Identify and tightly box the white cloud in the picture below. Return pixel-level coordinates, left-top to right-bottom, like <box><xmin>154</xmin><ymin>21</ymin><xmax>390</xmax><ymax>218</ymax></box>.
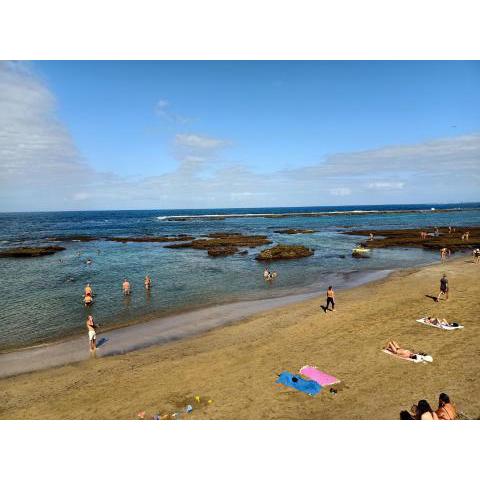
<box><xmin>329</xmin><ymin>187</ymin><xmax>351</xmax><ymax>196</ymax></box>
<box><xmin>155</xmin><ymin>98</ymin><xmax>190</xmax><ymax>124</ymax></box>
<box><xmin>175</xmin><ymin>133</ymin><xmax>228</xmax><ymax>150</ymax></box>
<box><xmin>1</xmin><ymin>61</ymin><xmax>479</xmax><ymax>211</ymax></box>
<box><xmin>368</xmin><ymin>181</ymin><xmax>405</xmax><ymax>190</ymax></box>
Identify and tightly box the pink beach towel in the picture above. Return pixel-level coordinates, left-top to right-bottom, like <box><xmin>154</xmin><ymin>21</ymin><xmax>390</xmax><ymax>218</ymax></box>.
<box><xmin>299</xmin><ymin>366</ymin><xmax>340</xmax><ymax>386</ymax></box>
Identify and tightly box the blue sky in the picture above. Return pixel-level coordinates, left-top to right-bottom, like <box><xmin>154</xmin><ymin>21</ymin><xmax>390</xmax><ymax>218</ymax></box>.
<box><xmin>1</xmin><ymin>61</ymin><xmax>479</xmax><ymax>211</ymax></box>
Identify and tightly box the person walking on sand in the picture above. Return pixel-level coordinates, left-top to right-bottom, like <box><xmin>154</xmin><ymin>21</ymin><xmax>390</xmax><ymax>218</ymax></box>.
<box><xmin>325</xmin><ymin>286</ymin><xmax>335</xmax><ymax>311</ymax></box>
<box><xmin>86</xmin><ymin>315</ymin><xmax>97</xmax><ymax>352</ymax></box>
<box><xmin>122</xmin><ymin>278</ymin><xmax>131</xmax><ymax>296</ymax></box>
<box><xmin>436</xmin><ymin>274</ymin><xmax>449</xmax><ymax>302</ymax></box>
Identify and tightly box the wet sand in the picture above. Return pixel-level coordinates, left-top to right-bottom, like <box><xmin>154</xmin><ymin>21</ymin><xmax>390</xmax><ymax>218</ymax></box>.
<box><xmin>0</xmin><ymin>256</ymin><xmax>478</xmax><ymax>419</ymax></box>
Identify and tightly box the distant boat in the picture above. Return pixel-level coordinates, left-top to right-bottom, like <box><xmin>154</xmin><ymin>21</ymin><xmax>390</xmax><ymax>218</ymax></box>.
<box><xmin>352</xmin><ymin>246</ymin><xmax>371</xmax><ymax>258</ymax></box>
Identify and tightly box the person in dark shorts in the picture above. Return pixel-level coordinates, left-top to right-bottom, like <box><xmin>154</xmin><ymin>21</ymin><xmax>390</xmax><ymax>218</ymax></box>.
<box><xmin>436</xmin><ymin>274</ymin><xmax>449</xmax><ymax>302</ymax></box>
<box><xmin>325</xmin><ymin>286</ymin><xmax>335</xmax><ymax>311</ymax></box>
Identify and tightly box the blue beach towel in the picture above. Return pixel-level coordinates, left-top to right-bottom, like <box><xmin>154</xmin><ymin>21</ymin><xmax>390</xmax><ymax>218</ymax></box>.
<box><xmin>276</xmin><ymin>371</ymin><xmax>323</xmax><ymax>396</ymax></box>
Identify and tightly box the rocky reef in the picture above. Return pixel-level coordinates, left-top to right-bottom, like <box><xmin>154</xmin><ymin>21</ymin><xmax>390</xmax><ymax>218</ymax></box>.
<box><xmin>255</xmin><ymin>244</ymin><xmax>314</xmax><ymax>261</ymax></box>
<box><xmin>165</xmin><ymin>233</ymin><xmax>272</xmax><ymax>257</ymax></box>
<box><xmin>342</xmin><ymin>226</ymin><xmax>480</xmax><ymax>252</ymax></box>
<box><xmin>0</xmin><ymin>246</ymin><xmax>66</xmax><ymax>258</ymax></box>
<box><xmin>108</xmin><ymin>235</ymin><xmax>195</xmax><ymax>243</ymax></box>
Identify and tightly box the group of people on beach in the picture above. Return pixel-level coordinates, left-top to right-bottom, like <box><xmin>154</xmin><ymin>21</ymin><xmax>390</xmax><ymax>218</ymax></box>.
<box><xmin>83</xmin><ymin>275</ymin><xmax>153</xmax><ymax>351</ymax></box>
<box><xmin>400</xmin><ymin>393</ymin><xmax>457</xmax><ymax>420</ymax></box>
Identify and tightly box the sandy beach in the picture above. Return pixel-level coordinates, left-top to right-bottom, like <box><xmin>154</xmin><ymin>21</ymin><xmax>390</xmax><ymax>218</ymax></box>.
<box><xmin>0</xmin><ymin>256</ymin><xmax>478</xmax><ymax>420</ymax></box>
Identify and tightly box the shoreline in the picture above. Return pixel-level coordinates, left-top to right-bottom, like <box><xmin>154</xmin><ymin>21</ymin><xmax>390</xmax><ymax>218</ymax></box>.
<box><xmin>1</xmin><ymin>254</ymin><xmax>478</xmax><ymax>419</ymax></box>
<box><xmin>0</xmin><ymin>268</ymin><xmax>393</xmax><ymax>378</ymax></box>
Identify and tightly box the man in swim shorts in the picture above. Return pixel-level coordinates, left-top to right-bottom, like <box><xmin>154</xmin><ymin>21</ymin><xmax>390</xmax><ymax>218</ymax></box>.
<box><xmin>437</xmin><ymin>274</ymin><xmax>449</xmax><ymax>301</ymax></box>
<box><xmin>86</xmin><ymin>315</ymin><xmax>97</xmax><ymax>351</ymax></box>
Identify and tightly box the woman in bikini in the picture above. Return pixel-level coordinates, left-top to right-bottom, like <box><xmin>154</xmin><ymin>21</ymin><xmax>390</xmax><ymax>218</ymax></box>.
<box><xmin>385</xmin><ymin>340</ymin><xmax>416</xmax><ymax>359</ymax></box>
<box><xmin>436</xmin><ymin>393</ymin><xmax>457</xmax><ymax>420</ymax></box>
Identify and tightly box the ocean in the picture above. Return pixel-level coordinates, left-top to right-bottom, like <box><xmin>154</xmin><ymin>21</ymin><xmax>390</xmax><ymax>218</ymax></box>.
<box><xmin>1</xmin><ymin>203</ymin><xmax>479</xmax><ymax>351</ymax></box>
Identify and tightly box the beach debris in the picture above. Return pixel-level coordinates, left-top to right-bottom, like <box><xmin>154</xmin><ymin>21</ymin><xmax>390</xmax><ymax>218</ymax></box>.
<box><xmin>195</xmin><ymin>395</ymin><xmax>201</xmax><ymax>403</ymax></box>
<box><xmin>137</xmin><ymin>411</ymin><xmax>146</xmax><ymax>419</ymax></box>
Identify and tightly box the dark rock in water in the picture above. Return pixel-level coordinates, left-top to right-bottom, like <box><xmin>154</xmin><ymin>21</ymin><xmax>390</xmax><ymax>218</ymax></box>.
<box><xmin>0</xmin><ymin>246</ymin><xmax>66</xmax><ymax>258</ymax></box>
<box><xmin>273</xmin><ymin>229</ymin><xmax>317</xmax><ymax>234</ymax></box>
<box><xmin>207</xmin><ymin>232</ymin><xmax>243</xmax><ymax>238</ymax></box>
<box><xmin>164</xmin><ymin>234</ymin><xmax>271</xmax><ymax>253</ymax></box>
<box><xmin>238</xmin><ymin>250</ymin><xmax>248</xmax><ymax>255</ymax></box>
<box><xmin>207</xmin><ymin>246</ymin><xmax>239</xmax><ymax>257</ymax></box>
<box><xmin>255</xmin><ymin>244</ymin><xmax>314</xmax><ymax>261</ymax></box>
<box><xmin>341</xmin><ymin>226</ymin><xmax>480</xmax><ymax>253</ymax></box>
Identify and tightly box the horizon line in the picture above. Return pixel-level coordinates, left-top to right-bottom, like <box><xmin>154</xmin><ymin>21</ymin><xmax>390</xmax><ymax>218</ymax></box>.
<box><xmin>1</xmin><ymin>201</ymin><xmax>479</xmax><ymax>215</ymax></box>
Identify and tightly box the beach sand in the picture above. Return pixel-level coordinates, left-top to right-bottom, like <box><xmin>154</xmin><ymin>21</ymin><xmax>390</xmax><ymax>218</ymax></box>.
<box><xmin>0</xmin><ymin>256</ymin><xmax>478</xmax><ymax>419</ymax></box>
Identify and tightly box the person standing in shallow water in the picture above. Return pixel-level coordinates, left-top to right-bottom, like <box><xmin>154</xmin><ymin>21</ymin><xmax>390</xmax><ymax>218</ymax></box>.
<box><xmin>122</xmin><ymin>278</ymin><xmax>131</xmax><ymax>295</ymax></box>
<box><xmin>325</xmin><ymin>286</ymin><xmax>335</xmax><ymax>311</ymax></box>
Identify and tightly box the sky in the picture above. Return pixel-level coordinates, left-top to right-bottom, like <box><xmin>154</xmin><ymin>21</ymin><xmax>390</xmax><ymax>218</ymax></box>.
<box><xmin>0</xmin><ymin>60</ymin><xmax>479</xmax><ymax>212</ymax></box>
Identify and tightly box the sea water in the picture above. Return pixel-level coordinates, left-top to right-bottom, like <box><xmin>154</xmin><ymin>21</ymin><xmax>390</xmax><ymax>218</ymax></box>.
<box><xmin>0</xmin><ymin>203</ymin><xmax>479</xmax><ymax>350</ymax></box>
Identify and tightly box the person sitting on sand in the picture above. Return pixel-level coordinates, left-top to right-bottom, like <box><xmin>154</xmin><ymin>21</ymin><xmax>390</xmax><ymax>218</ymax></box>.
<box><xmin>122</xmin><ymin>278</ymin><xmax>131</xmax><ymax>295</ymax></box>
<box><xmin>144</xmin><ymin>275</ymin><xmax>151</xmax><ymax>289</ymax></box>
<box><xmin>415</xmin><ymin>400</ymin><xmax>438</xmax><ymax>420</ymax></box>
<box><xmin>436</xmin><ymin>274</ymin><xmax>449</xmax><ymax>302</ymax></box>
<box><xmin>400</xmin><ymin>410</ymin><xmax>415</xmax><ymax>420</ymax></box>
<box><xmin>436</xmin><ymin>393</ymin><xmax>457</xmax><ymax>420</ymax></box>
<box><xmin>325</xmin><ymin>286</ymin><xmax>335</xmax><ymax>311</ymax></box>
<box><xmin>86</xmin><ymin>315</ymin><xmax>97</xmax><ymax>352</ymax></box>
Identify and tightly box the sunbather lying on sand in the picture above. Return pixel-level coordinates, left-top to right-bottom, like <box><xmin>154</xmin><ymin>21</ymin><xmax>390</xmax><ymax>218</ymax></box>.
<box><xmin>425</xmin><ymin>316</ymin><xmax>450</xmax><ymax>327</ymax></box>
<box><xmin>384</xmin><ymin>340</ymin><xmax>427</xmax><ymax>360</ymax></box>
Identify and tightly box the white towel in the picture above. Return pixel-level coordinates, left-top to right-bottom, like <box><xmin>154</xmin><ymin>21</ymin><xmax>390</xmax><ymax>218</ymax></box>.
<box><xmin>416</xmin><ymin>318</ymin><xmax>464</xmax><ymax>330</ymax></box>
